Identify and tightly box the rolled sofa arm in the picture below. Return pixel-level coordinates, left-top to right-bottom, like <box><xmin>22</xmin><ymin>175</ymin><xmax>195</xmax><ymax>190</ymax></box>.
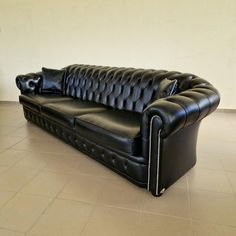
<box><xmin>142</xmin><ymin>77</ymin><xmax>220</xmax><ymax>139</ymax></box>
<box><xmin>16</xmin><ymin>72</ymin><xmax>42</xmax><ymax>94</ymax></box>
<box><xmin>141</xmin><ymin>75</ymin><xmax>220</xmax><ymax>196</ymax></box>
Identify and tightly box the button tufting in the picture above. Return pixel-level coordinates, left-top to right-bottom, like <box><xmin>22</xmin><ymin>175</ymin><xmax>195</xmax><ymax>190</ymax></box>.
<box><xmin>64</xmin><ymin>64</ymin><xmax>179</xmax><ymax>113</ymax></box>
<box><xmin>124</xmin><ymin>160</ymin><xmax>128</xmax><ymax>170</ymax></box>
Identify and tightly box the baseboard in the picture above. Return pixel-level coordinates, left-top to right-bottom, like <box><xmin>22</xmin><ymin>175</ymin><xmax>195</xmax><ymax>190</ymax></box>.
<box><xmin>216</xmin><ymin>108</ymin><xmax>236</xmax><ymax>113</ymax></box>
<box><xmin>0</xmin><ymin>101</ymin><xmax>20</xmax><ymax>107</ymax></box>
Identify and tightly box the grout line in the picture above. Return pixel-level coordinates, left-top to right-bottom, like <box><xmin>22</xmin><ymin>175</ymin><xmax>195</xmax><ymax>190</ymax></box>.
<box><xmin>79</xmin><ymin>202</ymin><xmax>97</xmax><ymax>235</ymax></box>
<box><xmin>219</xmin><ymin>157</ymin><xmax>236</xmax><ymax>199</ymax></box>
<box><xmin>25</xmin><ymin>197</ymin><xmax>55</xmax><ymax>235</ymax></box>
<box><xmin>186</xmin><ymin>173</ymin><xmax>195</xmax><ymax>235</ymax></box>
<box><xmin>192</xmin><ymin>216</ymin><xmax>236</xmax><ymax>229</ymax></box>
<box><xmin>0</xmin><ymin>136</ymin><xmax>27</xmax><ymax>152</ymax></box>
<box><xmin>25</xmin><ymin>170</ymin><xmax>73</xmax><ymax>235</ymax></box>
<box><xmin>0</xmin><ymin>167</ymin><xmax>43</xmax><ymax>213</ymax></box>
<box><xmin>0</xmin><ymin>226</ymin><xmax>25</xmax><ymax>234</ymax></box>
<box><xmin>216</xmin><ymin>108</ymin><xmax>236</xmax><ymax>113</ymax></box>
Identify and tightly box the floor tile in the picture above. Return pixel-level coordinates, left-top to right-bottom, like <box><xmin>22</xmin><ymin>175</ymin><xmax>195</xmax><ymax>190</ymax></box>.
<box><xmin>76</xmin><ymin>154</ymin><xmax>122</xmax><ymax>180</ymax></box>
<box><xmin>0</xmin><ymin>229</ymin><xmax>24</xmax><ymax>236</ymax></box>
<box><xmin>0</xmin><ymin>167</ymin><xmax>39</xmax><ymax>192</ymax></box>
<box><xmin>172</xmin><ymin>175</ymin><xmax>188</xmax><ymax>189</ymax></box>
<box><xmin>11</xmin><ymin>138</ymin><xmax>80</xmax><ymax>154</ymax></box>
<box><xmin>0</xmin><ymin>193</ymin><xmax>52</xmax><ymax>232</ymax></box>
<box><xmin>195</xmin><ymin>154</ymin><xmax>223</xmax><ymax>171</ymax></box>
<box><xmin>221</xmin><ymin>154</ymin><xmax>236</xmax><ymax>172</ymax></box>
<box><xmin>0</xmin><ymin>125</ymin><xmax>18</xmax><ymax>136</ymax></box>
<box><xmin>42</xmin><ymin>153</ymin><xmax>82</xmax><ymax>175</ymax></box>
<box><xmin>140</xmin><ymin>187</ymin><xmax>190</xmax><ymax>218</ymax></box>
<box><xmin>192</xmin><ymin>220</ymin><xmax>236</xmax><ymax>236</ymax></box>
<box><xmin>190</xmin><ymin>190</ymin><xmax>236</xmax><ymax>227</ymax></box>
<box><xmin>188</xmin><ymin>168</ymin><xmax>233</xmax><ymax>194</ymax></box>
<box><xmin>12</xmin><ymin>151</ymin><xmax>81</xmax><ymax>174</ymax></box>
<box><xmin>0</xmin><ymin>191</ymin><xmax>16</xmax><ymax>208</ymax></box>
<box><xmin>8</xmin><ymin>125</ymin><xmax>57</xmax><ymax>140</ymax></box>
<box><xmin>30</xmin><ymin>199</ymin><xmax>93</xmax><ymax>236</ymax></box>
<box><xmin>20</xmin><ymin>171</ymin><xmax>70</xmax><ymax>197</ymax></box>
<box><xmin>0</xmin><ymin>136</ymin><xmax>24</xmax><ymax>149</ymax></box>
<box><xmin>58</xmin><ymin>174</ymin><xmax>105</xmax><ymax>204</ymax></box>
<box><xmin>96</xmin><ymin>178</ymin><xmax>145</xmax><ymax>211</ymax></box>
<box><xmin>13</xmin><ymin>153</ymin><xmax>49</xmax><ymax>171</ymax></box>
<box><xmin>136</xmin><ymin>212</ymin><xmax>193</xmax><ymax>236</ymax></box>
<box><xmin>0</xmin><ymin>166</ymin><xmax>9</xmax><ymax>175</ymax></box>
<box><xmin>0</xmin><ymin>150</ymin><xmax>28</xmax><ymax>166</ymax></box>
<box><xmin>81</xmin><ymin>205</ymin><xmax>140</xmax><ymax>236</ymax></box>
<box><xmin>227</xmin><ymin>172</ymin><xmax>236</xmax><ymax>194</ymax></box>
<box><xmin>1</xmin><ymin>100</ymin><xmax>236</xmax><ymax>235</ymax></box>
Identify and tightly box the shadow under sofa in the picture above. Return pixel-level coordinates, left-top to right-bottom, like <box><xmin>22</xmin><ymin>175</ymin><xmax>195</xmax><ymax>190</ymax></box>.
<box><xmin>16</xmin><ymin>64</ymin><xmax>220</xmax><ymax>196</ymax></box>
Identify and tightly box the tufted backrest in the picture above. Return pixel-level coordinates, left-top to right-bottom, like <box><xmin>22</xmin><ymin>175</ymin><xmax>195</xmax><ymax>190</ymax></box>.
<box><xmin>63</xmin><ymin>64</ymin><xmax>179</xmax><ymax>113</ymax></box>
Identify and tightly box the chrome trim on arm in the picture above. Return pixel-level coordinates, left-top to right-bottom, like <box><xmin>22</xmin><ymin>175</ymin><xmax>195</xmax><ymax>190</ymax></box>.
<box><xmin>147</xmin><ymin>115</ymin><xmax>162</xmax><ymax>195</ymax></box>
<box><xmin>155</xmin><ymin>129</ymin><xmax>161</xmax><ymax>195</ymax></box>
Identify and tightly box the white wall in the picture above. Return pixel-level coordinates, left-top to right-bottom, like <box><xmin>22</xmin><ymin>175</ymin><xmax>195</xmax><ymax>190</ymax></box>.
<box><xmin>0</xmin><ymin>0</ymin><xmax>235</xmax><ymax>108</ymax></box>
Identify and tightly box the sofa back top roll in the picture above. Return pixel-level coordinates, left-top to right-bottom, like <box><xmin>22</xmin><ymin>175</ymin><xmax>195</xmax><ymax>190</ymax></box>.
<box><xmin>64</xmin><ymin>64</ymin><xmax>182</xmax><ymax>113</ymax></box>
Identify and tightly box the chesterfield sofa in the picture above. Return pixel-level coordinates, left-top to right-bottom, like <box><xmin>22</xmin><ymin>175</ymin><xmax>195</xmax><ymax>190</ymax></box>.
<box><xmin>16</xmin><ymin>64</ymin><xmax>220</xmax><ymax>196</ymax></box>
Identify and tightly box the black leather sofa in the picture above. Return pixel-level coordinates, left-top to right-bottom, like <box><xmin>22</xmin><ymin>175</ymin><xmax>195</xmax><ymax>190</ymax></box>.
<box><xmin>16</xmin><ymin>64</ymin><xmax>220</xmax><ymax>196</ymax></box>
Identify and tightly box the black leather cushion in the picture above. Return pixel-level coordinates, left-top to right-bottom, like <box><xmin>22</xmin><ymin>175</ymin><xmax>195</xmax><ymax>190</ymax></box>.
<box><xmin>64</xmin><ymin>65</ymin><xmax>178</xmax><ymax>113</ymax></box>
<box><xmin>41</xmin><ymin>67</ymin><xmax>65</xmax><ymax>94</ymax></box>
<box><xmin>75</xmin><ymin>110</ymin><xmax>142</xmax><ymax>155</ymax></box>
<box><xmin>41</xmin><ymin>100</ymin><xmax>108</xmax><ymax>128</ymax></box>
<box><xmin>19</xmin><ymin>94</ymin><xmax>72</xmax><ymax>112</ymax></box>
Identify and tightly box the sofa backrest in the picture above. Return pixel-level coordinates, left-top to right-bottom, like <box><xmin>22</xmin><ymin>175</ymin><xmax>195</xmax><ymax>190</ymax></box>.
<box><xmin>63</xmin><ymin>64</ymin><xmax>180</xmax><ymax>113</ymax></box>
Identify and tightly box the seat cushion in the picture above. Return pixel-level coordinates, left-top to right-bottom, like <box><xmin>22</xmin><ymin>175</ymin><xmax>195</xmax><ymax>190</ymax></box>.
<box><xmin>19</xmin><ymin>94</ymin><xmax>72</xmax><ymax>112</ymax></box>
<box><xmin>75</xmin><ymin>110</ymin><xmax>142</xmax><ymax>155</ymax></box>
<box><xmin>41</xmin><ymin>99</ymin><xmax>108</xmax><ymax>128</ymax></box>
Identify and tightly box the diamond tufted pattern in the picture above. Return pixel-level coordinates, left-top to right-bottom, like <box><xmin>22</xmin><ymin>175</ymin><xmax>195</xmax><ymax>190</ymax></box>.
<box><xmin>63</xmin><ymin>64</ymin><xmax>177</xmax><ymax>113</ymax></box>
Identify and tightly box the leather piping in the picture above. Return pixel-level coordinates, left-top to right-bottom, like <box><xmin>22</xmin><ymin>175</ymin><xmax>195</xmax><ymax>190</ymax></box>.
<box><xmin>156</xmin><ymin>129</ymin><xmax>161</xmax><ymax>195</ymax></box>
<box><xmin>147</xmin><ymin>115</ymin><xmax>161</xmax><ymax>194</ymax></box>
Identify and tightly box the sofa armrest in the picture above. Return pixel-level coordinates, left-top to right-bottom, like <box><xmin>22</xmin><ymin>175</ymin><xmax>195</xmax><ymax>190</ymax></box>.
<box><xmin>142</xmin><ymin>77</ymin><xmax>220</xmax><ymax>139</ymax></box>
<box><xmin>141</xmin><ymin>76</ymin><xmax>220</xmax><ymax>196</ymax></box>
<box><xmin>16</xmin><ymin>72</ymin><xmax>42</xmax><ymax>94</ymax></box>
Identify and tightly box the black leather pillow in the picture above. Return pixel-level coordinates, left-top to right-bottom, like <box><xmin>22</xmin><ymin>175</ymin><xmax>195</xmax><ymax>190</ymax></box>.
<box><xmin>41</xmin><ymin>67</ymin><xmax>65</xmax><ymax>94</ymax></box>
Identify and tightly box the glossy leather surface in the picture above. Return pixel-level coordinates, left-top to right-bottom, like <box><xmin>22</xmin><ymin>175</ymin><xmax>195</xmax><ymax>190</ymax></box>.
<box><xmin>75</xmin><ymin>110</ymin><xmax>141</xmax><ymax>155</ymax></box>
<box><xmin>19</xmin><ymin>94</ymin><xmax>72</xmax><ymax>112</ymax></box>
<box><xmin>23</xmin><ymin>108</ymin><xmax>147</xmax><ymax>185</ymax></box>
<box><xmin>16</xmin><ymin>63</ymin><xmax>221</xmax><ymax>196</ymax></box>
<box><xmin>41</xmin><ymin>99</ymin><xmax>107</xmax><ymax>128</ymax></box>
<box><xmin>41</xmin><ymin>67</ymin><xmax>65</xmax><ymax>94</ymax></box>
<box><xmin>64</xmin><ymin>65</ymin><xmax>177</xmax><ymax>113</ymax></box>
<box><xmin>16</xmin><ymin>72</ymin><xmax>42</xmax><ymax>94</ymax></box>
<box><xmin>142</xmin><ymin>76</ymin><xmax>220</xmax><ymax>139</ymax></box>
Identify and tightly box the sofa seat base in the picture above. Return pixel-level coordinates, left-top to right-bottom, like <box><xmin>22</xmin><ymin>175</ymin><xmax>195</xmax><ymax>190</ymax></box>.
<box><xmin>23</xmin><ymin>107</ymin><xmax>147</xmax><ymax>186</ymax></box>
<box><xmin>19</xmin><ymin>94</ymin><xmax>72</xmax><ymax>112</ymax></box>
<box><xmin>41</xmin><ymin>99</ymin><xmax>108</xmax><ymax>128</ymax></box>
<box><xmin>75</xmin><ymin>110</ymin><xmax>142</xmax><ymax>156</ymax></box>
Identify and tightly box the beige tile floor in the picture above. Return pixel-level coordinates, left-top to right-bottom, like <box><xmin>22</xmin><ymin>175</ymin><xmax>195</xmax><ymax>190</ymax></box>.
<box><xmin>0</xmin><ymin>102</ymin><xmax>236</xmax><ymax>236</ymax></box>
